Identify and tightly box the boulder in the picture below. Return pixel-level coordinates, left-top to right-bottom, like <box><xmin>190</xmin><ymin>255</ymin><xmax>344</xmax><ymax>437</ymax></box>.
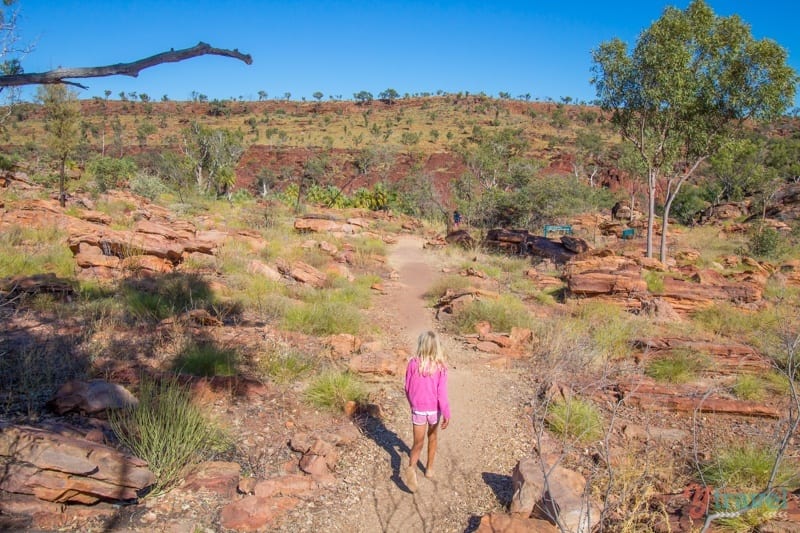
<box><xmin>47</xmin><ymin>379</ymin><xmax>137</xmax><ymax>416</ymax></box>
<box><xmin>349</xmin><ymin>351</ymin><xmax>401</xmax><ymax>375</ymax></box>
<box><xmin>294</xmin><ymin>217</ymin><xmax>342</xmax><ymax>233</ymax></box>
<box><xmin>180</xmin><ymin>461</ymin><xmax>241</xmax><ymax>499</ymax></box>
<box><xmin>560</xmin><ymin>236</ymin><xmax>590</xmax><ymax>254</ymax></box>
<box><xmin>277</xmin><ymin>260</ymin><xmax>327</xmax><ymax>288</ymax></box>
<box><xmin>253</xmin><ymin>474</ymin><xmax>317</xmax><ymax>498</ymax></box>
<box><xmin>247</xmin><ymin>259</ymin><xmax>282</xmax><ymax>281</ymax></box>
<box><xmin>219</xmin><ymin>495</ymin><xmax>300</xmax><ymax>532</ymax></box>
<box><xmin>477</xmin><ymin>512</ymin><xmax>558</xmax><ymax>533</ymax></box>
<box><xmin>0</xmin><ymin>424</ymin><xmax>154</xmax><ymax>503</ymax></box>
<box><xmin>327</xmin><ymin>333</ymin><xmax>362</xmax><ymax>357</ymax></box>
<box><xmin>510</xmin><ymin>457</ymin><xmax>601</xmax><ymax>533</ymax></box>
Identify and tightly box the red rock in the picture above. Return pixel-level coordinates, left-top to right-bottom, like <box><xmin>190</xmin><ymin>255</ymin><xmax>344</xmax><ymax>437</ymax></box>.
<box><xmin>120</xmin><ymin>254</ymin><xmax>173</xmax><ymax>273</ymax></box>
<box><xmin>348</xmin><ymin>352</ymin><xmax>401</xmax><ymax>375</ymax></box>
<box><xmin>0</xmin><ymin>425</ymin><xmax>154</xmax><ymax>503</ymax></box>
<box><xmin>476</xmin><ymin>341</ymin><xmax>502</xmax><ymax>354</ymax></box>
<box><xmin>510</xmin><ymin>457</ymin><xmax>601</xmax><ymax>532</ymax></box>
<box><xmin>247</xmin><ymin>259</ymin><xmax>282</xmax><ymax>281</ymax></box>
<box><xmin>238</xmin><ymin>477</ymin><xmax>257</xmax><ymax>495</ymax></box>
<box><xmin>278</xmin><ymin>260</ymin><xmax>327</xmax><ymax>288</ymax></box>
<box><xmin>48</xmin><ymin>379</ymin><xmax>138</xmax><ymax>415</ymax></box>
<box><xmin>328</xmin><ymin>334</ymin><xmax>362</xmax><ymax>357</ymax></box>
<box><xmin>219</xmin><ymin>495</ymin><xmax>300</xmax><ymax>532</ymax></box>
<box><xmin>294</xmin><ymin>217</ymin><xmax>341</xmax><ymax>233</ymax></box>
<box><xmin>476</xmin><ymin>512</ymin><xmax>558</xmax><ymax>533</ymax></box>
<box><xmin>74</xmin><ymin>252</ymin><xmax>121</xmax><ymax>269</ymax></box>
<box><xmin>181</xmin><ymin>461</ymin><xmax>241</xmax><ymax>498</ymax></box>
<box><xmin>253</xmin><ymin>474</ymin><xmax>316</xmax><ymax>498</ymax></box>
<box><xmin>510</xmin><ymin>327</ymin><xmax>533</xmax><ymax>345</ymax></box>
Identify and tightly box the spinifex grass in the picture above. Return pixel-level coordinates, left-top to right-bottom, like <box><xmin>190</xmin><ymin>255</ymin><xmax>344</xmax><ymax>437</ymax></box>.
<box><xmin>545</xmin><ymin>396</ymin><xmax>604</xmax><ymax>443</ymax></box>
<box><xmin>108</xmin><ymin>376</ymin><xmax>229</xmax><ymax>495</ymax></box>
<box><xmin>304</xmin><ymin>371</ymin><xmax>367</xmax><ymax>412</ymax></box>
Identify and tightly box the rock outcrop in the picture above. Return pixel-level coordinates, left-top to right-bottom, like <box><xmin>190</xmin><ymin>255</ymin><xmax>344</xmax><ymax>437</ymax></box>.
<box><xmin>0</xmin><ymin>424</ymin><xmax>154</xmax><ymax>504</ymax></box>
<box><xmin>510</xmin><ymin>457</ymin><xmax>601</xmax><ymax>533</ymax></box>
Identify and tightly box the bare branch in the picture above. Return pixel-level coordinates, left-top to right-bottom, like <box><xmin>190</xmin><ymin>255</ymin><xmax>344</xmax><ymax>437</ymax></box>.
<box><xmin>0</xmin><ymin>42</ymin><xmax>253</xmax><ymax>88</ymax></box>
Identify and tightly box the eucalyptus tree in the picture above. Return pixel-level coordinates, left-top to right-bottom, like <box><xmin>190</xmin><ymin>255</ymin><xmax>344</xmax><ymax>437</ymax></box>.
<box><xmin>591</xmin><ymin>0</ymin><xmax>796</xmax><ymax>260</ymax></box>
<box><xmin>38</xmin><ymin>84</ymin><xmax>80</xmax><ymax>206</ymax></box>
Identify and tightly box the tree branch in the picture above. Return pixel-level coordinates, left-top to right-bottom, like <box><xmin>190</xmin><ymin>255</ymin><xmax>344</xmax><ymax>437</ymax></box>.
<box><xmin>0</xmin><ymin>42</ymin><xmax>253</xmax><ymax>88</ymax></box>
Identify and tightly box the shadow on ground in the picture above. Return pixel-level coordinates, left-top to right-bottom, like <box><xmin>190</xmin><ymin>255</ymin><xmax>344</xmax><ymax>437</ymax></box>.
<box><xmin>357</xmin><ymin>414</ymin><xmax>416</xmax><ymax>493</ymax></box>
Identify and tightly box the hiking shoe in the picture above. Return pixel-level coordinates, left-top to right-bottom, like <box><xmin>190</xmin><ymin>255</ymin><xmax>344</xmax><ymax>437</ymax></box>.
<box><xmin>405</xmin><ymin>466</ymin><xmax>418</xmax><ymax>492</ymax></box>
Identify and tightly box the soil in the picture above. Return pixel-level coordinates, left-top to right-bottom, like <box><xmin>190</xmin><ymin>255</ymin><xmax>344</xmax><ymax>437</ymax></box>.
<box><xmin>273</xmin><ymin>235</ymin><xmax>534</xmax><ymax>532</ymax></box>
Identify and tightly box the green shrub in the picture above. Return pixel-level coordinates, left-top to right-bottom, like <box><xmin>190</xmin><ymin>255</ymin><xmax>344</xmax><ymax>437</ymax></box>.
<box><xmin>109</xmin><ymin>376</ymin><xmax>228</xmax><ymax>495</ymax></box>
<box><xmin>260</xmin><ymin>346</ymin><xmax>315</xmax><ymax>384</ymax></box>
<box><xmin>283</xmin><ymin>300</ymin><xmax>361</xmax><ymax>335</ymax></box>
<box><xmin>0</xmin><ymin>225</ymin><xmax>74</xmax><ymax>278</ymax></box>
<box><xmin>576</xmin><ymin>302</ymin><xmax>640</xmax><ymax>360</ymax></box>
<box><xmin>645</xmin><ymin>348</ymin><xmax>710</xmax><ymax>383</ymax></box>
<box><xmin>173</xmin><ymin>343</ymin><xmax>238</xmax><ymax>377</ymax></box>
<box><xmin>644</xmin><ymin>270</ymin><xmax>664</xmax><ymax>294</ymax></box>
<box><xmin>87</xmin><ymin>155</ymin><xmax>138</xmax><ymax>192</ymax></box>
<box><xmin>305</xmin><ymin>371</ymin><xmax>367</xmax><ymax>411</ymax></box>
<box><xmin>702</xmin><ymin>444</ymin><xmax>798</xmax><ymax>492</ymax></box>
<box><xmin>545</xmin><ymin>397</ymin><xmax>604</xmax><ymax>443</ymax></box>
<box><xmin>423</xmin><ymin>274</ymin><xmax>473</xmax><ymax>303</ymax></box>
<box><xmin>0</xmin><ymin>343</ymin><xmax>89</xmax><ymax>416</ymax></box>
<box><xmin>746</xmin><ymin>226</ymin><xmax>782</xmax><ymax>259</ymax></box>
<box><xmin>732</xmin><ymin>374</ymin><xmax>766</xmax><ymax>401</ymax></box>
<box><xmin>121</xmin><ymin>274</ymin><xmax>215</xmax><ymax>322</ymax></box>
<box><xmin>452</xmin><ymin>295</ymin><xmax>532</xmax><ymax>334</ymax></box>
<box><xmin>129</xmin><ymin>171</ymin><xmax>167</xmax><ymax>200</ymax></box>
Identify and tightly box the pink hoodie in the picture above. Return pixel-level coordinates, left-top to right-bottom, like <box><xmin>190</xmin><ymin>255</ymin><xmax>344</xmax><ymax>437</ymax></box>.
<box><xmin>404</xmin><ymin>357</ymin><xmax>451</xmax><ymax>420</ymax></box>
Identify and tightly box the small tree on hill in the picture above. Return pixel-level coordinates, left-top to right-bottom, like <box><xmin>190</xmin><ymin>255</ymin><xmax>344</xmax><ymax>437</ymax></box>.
<box><xmin>354</xmin><ymin>91</ymin><xmax>373</xmax><ymax>106</ymax></box>
<box><xmin>379</xmin><ymin>88</ymin><xmax>399</xmax><ymax>105</ymax></box>
<box><xmin>591</xmin><ymin>0</ymin><xmax>797</xmax><ymax>261</ymax></box>
<box><xmin>38</xmin><ymin>84</ymin><xmax>79</xmax><ymax>207</ymax></box>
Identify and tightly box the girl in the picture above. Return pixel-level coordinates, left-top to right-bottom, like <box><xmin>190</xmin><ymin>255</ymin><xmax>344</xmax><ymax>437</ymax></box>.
<box><xmin>403</xmin><ymin>330</ymin><xmax>451</xmax><ymax>492</ymax></box>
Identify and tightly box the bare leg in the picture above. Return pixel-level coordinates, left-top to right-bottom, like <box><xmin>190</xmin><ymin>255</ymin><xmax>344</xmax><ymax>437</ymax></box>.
<box><xmin>406</xmin><ymin>424</ymin><xmax>427</xmax><ymax>492</ymax></box>
<box><xmin>425</xmin><ymin>422</ymin><xmax>439</xmax><ymax>477</ymax></box>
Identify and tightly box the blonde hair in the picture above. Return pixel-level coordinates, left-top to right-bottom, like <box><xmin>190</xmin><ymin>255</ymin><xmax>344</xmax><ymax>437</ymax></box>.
<box><xmin>416</xmin><ymin>330</ymin><xmax>446</xmax><ymax>376</ymax></box>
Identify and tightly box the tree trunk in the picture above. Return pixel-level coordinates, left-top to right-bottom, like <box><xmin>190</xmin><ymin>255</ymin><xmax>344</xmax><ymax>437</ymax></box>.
<box><xmin>58</xmin><ymin>157</ymin><xmax>67</xmax><ymax>207</ymax></box>
<box><xmin>646</xmin><ymin>168</ymin><xmax>657</xmax><ymax>258</ymax></box>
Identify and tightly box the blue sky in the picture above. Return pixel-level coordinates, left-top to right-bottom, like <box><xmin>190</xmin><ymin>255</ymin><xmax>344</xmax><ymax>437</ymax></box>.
<box><xmin>15</xmin><ymin>0</ymin><xmax>800</xmax><ymax>105</ymax></box>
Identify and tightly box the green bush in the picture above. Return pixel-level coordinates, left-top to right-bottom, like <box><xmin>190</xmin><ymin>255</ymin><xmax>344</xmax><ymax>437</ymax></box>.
<box><xmin>423</xmin><ymin>274</ymin><xmax>473</xmax><ymax>303</ymax></box>
<box><xmin>702</xmin><ymin>444</ymin><xmax>798</xmax><ymax>492</ymax></box>
<box><xmin>746</xmin><ymin>226</ymin><xmax>782</xmax><ymax>259</ymax></box>
<box><xmin>129</xmin><ymin>171</ymin><xmax>167</xmax><ymax>200</ymax></box>
<box><xmin>109</xmin><ymin>376</ymin><xmax>229</xmax><ymax>495</ymax></box>
<box><xmin>260</xmin><ymin>346</ymin><xmax>315</xmax><ymax>384</ymax></box>
<box><xmin>644</xmin><ymin>271</ymin><xmax>664</xmax><ymax>294</ymax></box>
<box><xmin>645</xmin><ymin>348</ymin><xmax>710</xmax><ymax>383</ymax></box>
<box><xmin>87</xmin><ymin>155</ymin><xmax>138</xmax><ymax>192</ymax></box>
<box><xmin>0</xmin><ymin>225</ymin><xmax>74</xmax><ymax>278</ymax></box>
<box><xmin>305</xmin><ymin>371</ymin><xmax>367</xmax><ymax>411</ymax></box>
<box><xmin>732</xmin><ymin>374</ymin><xmax>766</xmax><ymax>401</ymax></box>
<box><xmin>173</xmin><ymin>343</ymin><xmax>238</xmax><ymax>377</ymax></box>
<box><xmin>545</xmin><ymin>397</ymin><xmax>604</xmax><ymax>443</ymax></box>
<box><xmin>283</xmin><ymin>300</ymin><xmax>361</xmax><ymax>335</ymax></box>
<box><xmin>121</xmin><ymin>274</ymin><xmax>215</xmax><ymax>322</ymax></box>
<box><xmin>576</xmin><ymin>302</ymin><xmax>640</xmax><ymax>360</ymax></box>
<box><xmin>452</xmin><ymin>295</ymin><xmax>532</xmax><ymax>334</ymax></box>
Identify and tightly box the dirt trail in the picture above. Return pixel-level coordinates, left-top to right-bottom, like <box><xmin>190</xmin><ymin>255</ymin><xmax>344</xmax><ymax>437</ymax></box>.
<box><xmin>288</xmin><ymin>235</ymin><xmax>534</xmax><ymax>532</ymax></box>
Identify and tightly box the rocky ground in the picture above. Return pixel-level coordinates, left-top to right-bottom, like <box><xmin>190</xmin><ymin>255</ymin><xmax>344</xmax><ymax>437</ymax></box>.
<box><xmin>3</xmin><ymin>187</ymin><xmax>800</xmax><ymax>532</ymax></box>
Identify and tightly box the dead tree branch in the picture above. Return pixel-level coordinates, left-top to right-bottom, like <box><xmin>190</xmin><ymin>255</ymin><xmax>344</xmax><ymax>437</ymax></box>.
<box><xmin>0</xmin><ymin>42</ymin><xmax>253</xmax><ymax>89</ymax></box>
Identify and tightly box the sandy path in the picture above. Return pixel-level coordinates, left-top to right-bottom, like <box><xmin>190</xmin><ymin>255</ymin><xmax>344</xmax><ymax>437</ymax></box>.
<box><xmin>282</xmin><ymin>235</ymin><xmax>533</xmax><ymax>532</ymax></box>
